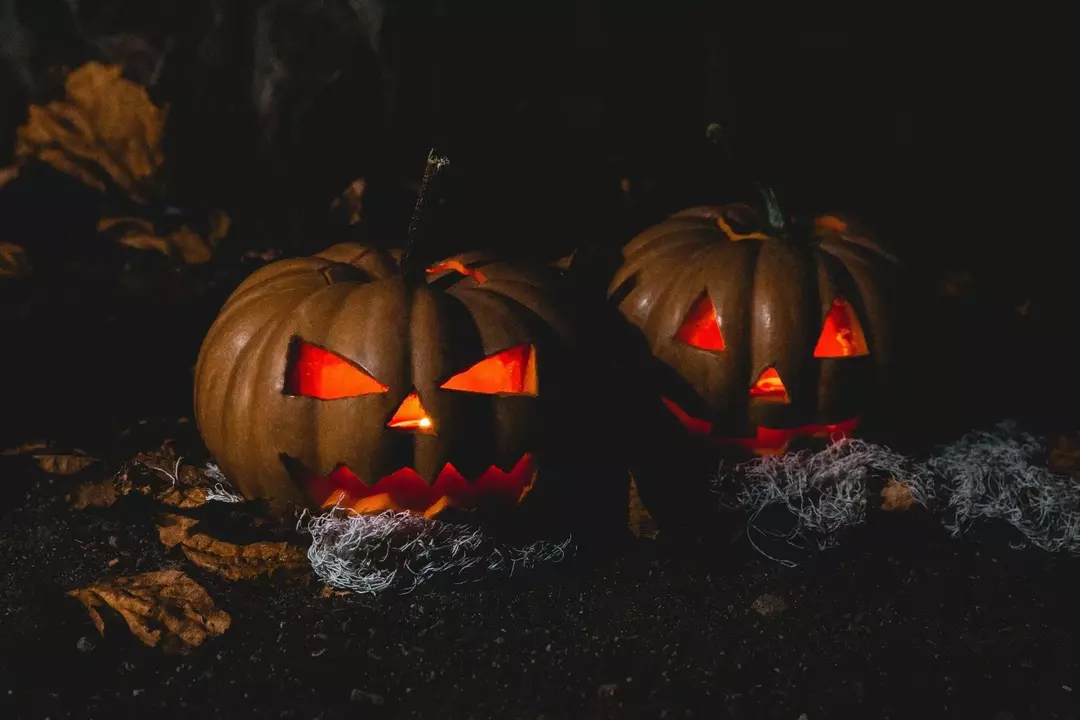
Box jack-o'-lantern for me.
[193,244,584,518]
[607,199,897,455]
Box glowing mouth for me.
[661,397,860,455]
[285,453,537,517]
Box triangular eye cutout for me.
[813,298,870,358]
[285,339,388,399]
[440,345,538,395]
[675,292,726,351]
[750,367,790,403]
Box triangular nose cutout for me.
[387,390,434,433]
[749,367,790,404]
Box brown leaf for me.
[98,212,228,264]
[16,62,166,204]
[880,478,916,512]
[0,165,18,188]
[0,442,98,474]
[67,569,230,653]
[0,241,31,278]
[35,453,99,475]
[551,250,576,271]
[156,485,210,509]
[156,514,307,581]
[330,178,366,225]
[72,472,134,509]
[156,514,201,549]
[1,441,50,455]
[627,475,659,539]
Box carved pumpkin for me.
[607,202,897,455]
[193,244,584,519]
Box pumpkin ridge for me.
[217,302,298,500]
[620,217,716,265]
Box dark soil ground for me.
[2,435,1079,720]
[2,212,1079,720]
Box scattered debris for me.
[0,241,31,278]
[1,443,98,475]
[330,178,366,225]
[627,476,659,539]
[880,478,917,512]
[350,689,385,705]
[0,165,18,187]
[67,569,231,654]
[751,593,788,618]
[156,513,307,581]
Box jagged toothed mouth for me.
[661,397,860,454]
[282,453,538,517]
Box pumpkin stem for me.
[400,148,450,282]
[705,123,788,233]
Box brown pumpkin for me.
[607,203,897,455]
[194,244,583,518]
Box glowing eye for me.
[285,339,388,399]
[440,345,538,395]
[675,292,726,351]
[813,298,870,358]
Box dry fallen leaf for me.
[0,165,18,187]
[34,452,99,476]
[330,178,366,225]
[16,62,166,204]
[72,472,134,509]
[72,454,215,510]
[880,478,916,512]
[0,241,31,278]
[97,210,229,264]
[627,476,659,539]
[157,514,308,581]
[0,441,99,474]
[67,569,231,653]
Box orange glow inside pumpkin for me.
[440,345,538,395]
[813,298,869,358]
[300,452,538,515]
[750,367,790,403]
[675,292,726,350]
[285,339,388,399]
[814,215,849,233]
[426,260,487,283]
[387,391,434,432]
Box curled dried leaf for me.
[67,569,231,653]
[156,513,307,581]
[330,178,366,225]
[880,478,916,512]
[0,241,31,278]
[16,62,166,204]
[97,211,229,265]
[35,453,99,476]
[0,165,18,187]
[627,475,659,539]
[72,472,134,509]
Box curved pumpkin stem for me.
[705,122,788,234]
[400,148,450,283]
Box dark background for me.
[0,0,1074,446]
